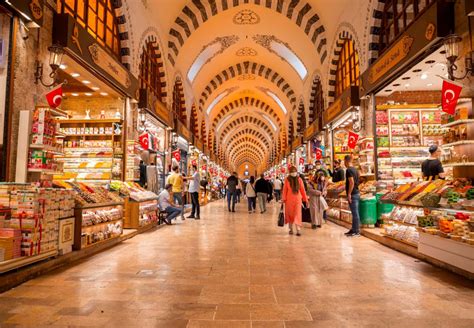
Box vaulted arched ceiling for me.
[146,0,352,172]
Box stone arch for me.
[190,104,199,135]
[113,1,132,68]
[172,77,187,123]
[200,61,297,108]
[327,29,361,104]
[309,75,324,125]
[296,101,306,136]
[288,118,295,146]
[200,120,207,143]
[219,116,275,143]
[168,0,327,66]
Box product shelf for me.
[82,217,123,228]
[0,250,58,274]
[443,162,474,167]
[81,235,121,250]
[441,119,474,128]
[442,140,474,148]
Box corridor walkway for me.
[1,201,474,327]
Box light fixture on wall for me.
[443,34,474,80]
[34,44,65,87]
[170,132,179,149]
[138,108,147,132]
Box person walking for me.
[282,166,308,236]
[157,184,183,224]
[236,180,242,203]
[226,172,239,212]
[246,176,257,213]
[255,174,270,213]
[187,165,201,220]
[139,160,147,187]
[167,166,185,220]
[307,171,328,229]
[344,155,361,237]
[273,177,282,201]
[422,145,446,180]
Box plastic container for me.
[359,198,377,225]
[376,193,394,220]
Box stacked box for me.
[31,108,56,146]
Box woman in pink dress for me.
[282,166,308,236]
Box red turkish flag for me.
[191,159,197,166]
[347,131,359,149]
[315,148,322,160]
[138,133,149,150]
[441,79,463,115]
[172,150,181,162]
[299,158,305,165]
[45,84,63,109]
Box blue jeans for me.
[227,190,237,211]
[247,197,256,211]
[173,192,185,218]
[349,193,361,233]
[274,190,281,201]
[165,206,182,221]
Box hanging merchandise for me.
[441,78,463,115]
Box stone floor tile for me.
[214,304,251,320]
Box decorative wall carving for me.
[233,9,260,25]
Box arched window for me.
[335,39,360,98]
[56,0,121,59]
[139,39,166,103]
[309,78,324,125]
[379,0,435,54]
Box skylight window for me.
[206,91,229,115]
[266,90,287,114]
[270,42,307,79]
[263,114,277,131]
[188,43,221,83]
[216,114,233,132]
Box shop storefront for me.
[173,120,192,174]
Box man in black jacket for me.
[255,174,270,213]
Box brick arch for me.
[219,127,272,153]
[200,61,297,108]
[232,148,265,165]
[229,144,266,163]
[138,34,168,104]
[218,116,275,143]
[190,104,198,135]
[288,118,295,146]
[200,120,207,143]
[212,97,282,130]
[226,135,268,157]
[235,154,260,168]
[172,77,186,123]
[327,30,360,104]
[168,0,327,66]
[309,75,324,125]
[296,101,306,136]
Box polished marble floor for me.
[1,200,474,327]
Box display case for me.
[55,119,124,183]
[125,140,140,182]
[376,105,446,185]
[73,202,124,250]
[123,199,158,229]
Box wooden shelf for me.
[0,250,58,274]
[81,235,122,249]
[28,168,61,174]
[442,140,474,148]
[76,201,124,209]
[443,162,474,167]
[82,217,123,229]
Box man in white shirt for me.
[187,165,201,219]
[273,177,283,202]
[157,184,182,223]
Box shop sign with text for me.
[324,86,360,125]
[291,137,303,151]
[139,88,173,128]
[304,120,318,141]
[53,14,138,98]
[176,121,192,143]
[194,139,204,152]
[360,1,454,95]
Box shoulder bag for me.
[277,204,285,227]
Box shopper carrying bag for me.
[278,204,285,227]
[282,166,308,236]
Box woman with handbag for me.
[307,171,328,230]
[282,166,308,236]
[246,176,257,213]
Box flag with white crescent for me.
[172,150,181,162]
[315,148,322,160]
[347,131,359,149]
[45,84,63,109]
[139,133,149,150]
[441,78,463,115]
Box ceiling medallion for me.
[238,74,256,81]
[233,9,260,25]
[236,47,258,56]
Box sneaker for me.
[344,230,354,236]
[346,232,360,237]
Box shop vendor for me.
[421,145,445,181]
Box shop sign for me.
[6,0,44,27]
[53,14,139,98]
[324,98,342,124]
[304,120,318,141]
[291,137,303,151]
[368,36,414,84]
[360,1,454,95]
[176,121,192,143]
[324,86,360,125]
